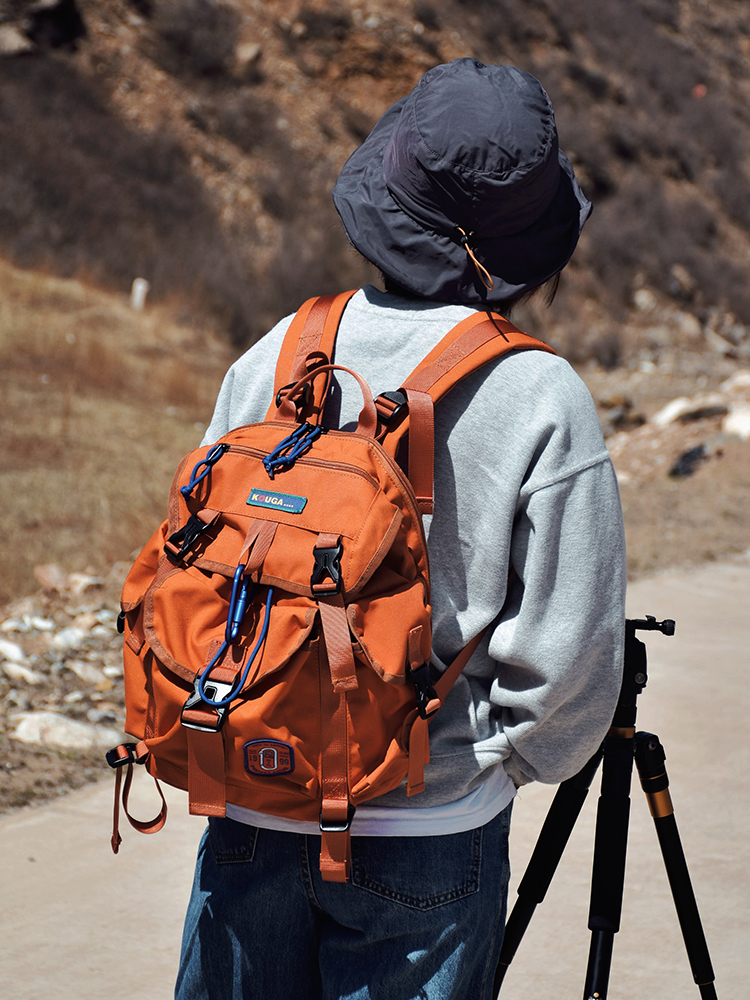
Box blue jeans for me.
[175,802,512,1000]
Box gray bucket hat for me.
[332,58,592,305]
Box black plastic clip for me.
[180,677,234,733]
[319,804,356,833]
[105,742,148,769]
[116,611,126,634]
[375,390,408,424]
[310,541,343,597]
[166,513,215,564]
[408,663,439,720]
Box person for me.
[174,58,626,1000]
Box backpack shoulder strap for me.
[378,312,556,515]
[266,290,358,423]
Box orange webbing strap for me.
[402,389,434,515]
[404,313,556,399]
[111,741,168,853]
[406,630,487,797]
[317,587,357,882]
[380,313,556,508]
[187,727,227,817]
[317,596,358,693]
[267,290,358,423]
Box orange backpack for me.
[107,290,553,881]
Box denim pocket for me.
[349,827,482,910]
[207,816,259,864]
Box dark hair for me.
[381,270,561,318]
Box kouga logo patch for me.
[246,488,307,514]
[244,740,295,776]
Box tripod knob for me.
[627,616,676,636]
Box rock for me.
[1,661,46,684]
[236,41,261,67]
[10,711,121,750]
[65,659,109,685]
[723,405,750,441]
[87,707,118,725]
[634,288,658,312]
[0,637,27,663]
[669,444,708,478]
[673,310,702,341]
[0,23,34,54]
[70,610,98,632]
[705,328,737,357]
[670,263,697,296]
[720,370,750,393]
[6,689,31,712]
[67,572,103,596]
[33,563,68,593]
[0,619,24,633]
[49,626,87,651]
[651,393,728,427]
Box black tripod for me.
[494,616,718,999]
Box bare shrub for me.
[296,5,351,41]
[153,0,240,77]
[0,56,251,335]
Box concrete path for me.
[0,559,748,999]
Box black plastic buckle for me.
[276,381,312,410]
[166,513,214,564]
[319,804,356,833]
[116,611,126,634]
[408,663,439,720]
[106,743,145,769]
[375,389,408,424]
[311,542,343,596]
[180,677,233,732]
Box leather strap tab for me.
[187,728,227,817]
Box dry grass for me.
[0,260,233,605]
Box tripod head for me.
[614,616,675,730]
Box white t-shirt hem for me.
[225,766,516,837]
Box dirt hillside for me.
[1,0,749,812]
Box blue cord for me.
[180,443,229,499]
[263,423,323,479]
[197,585,274,708]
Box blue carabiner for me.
[226,567,257,643]
[198,585,274,708]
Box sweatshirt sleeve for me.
[490,453,626,787]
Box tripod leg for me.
[635,733,718,1000]
[583,727,635,1000]
[493,749,603,995]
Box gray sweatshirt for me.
[202,285,626,808]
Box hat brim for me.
[332,98,591,305]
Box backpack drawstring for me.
[263,423,323,479]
